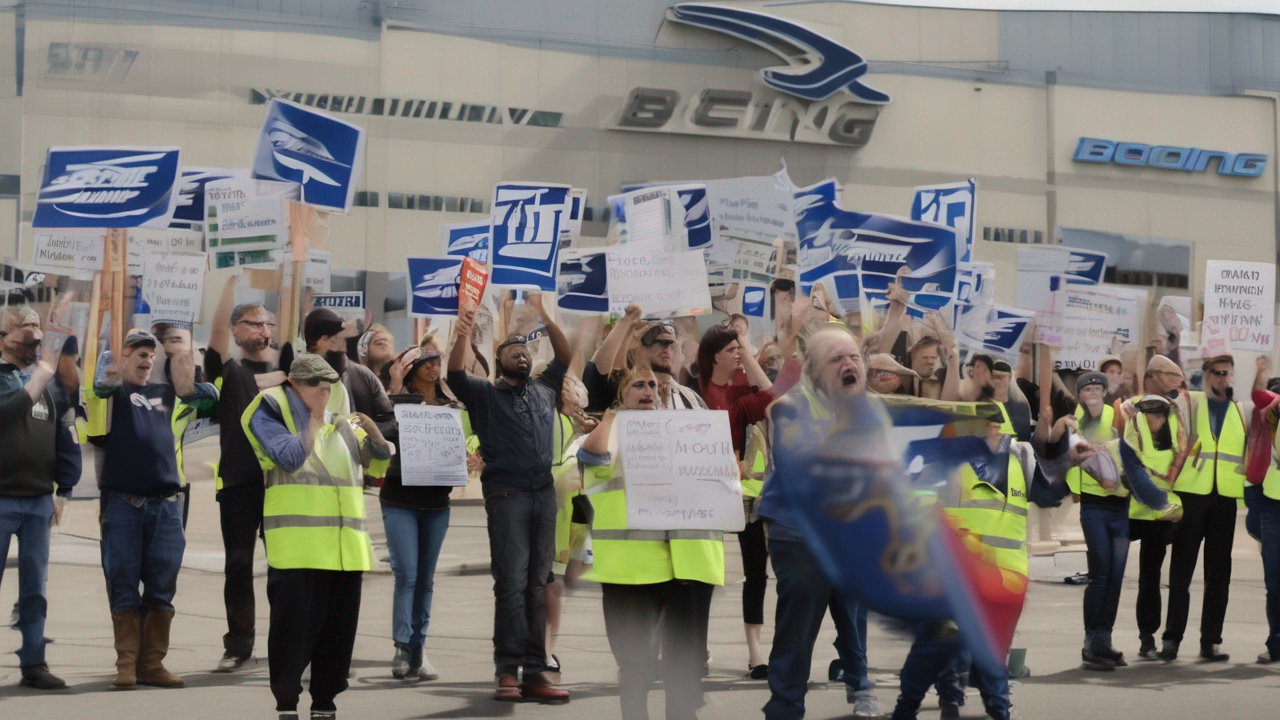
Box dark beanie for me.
[304,308,346,348]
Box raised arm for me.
[581,407,618,456]
[591,303,641,370]
[529,290,571,367]
[738,331,772,392]
[448,305,475,375]
[1255,355,1271,393]
[209,273,240,359]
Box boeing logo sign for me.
[1073,137,1267,178]
[668,3,889,104]
[609,3,888,147]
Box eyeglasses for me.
[1209,369,1231,378]
[239,320,277,331]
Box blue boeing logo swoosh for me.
[667,3,890,105]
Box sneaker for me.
[215,652,255,673]
[1258,652,1279,665]
[850,690,881,718]
[1158,640,1179,661]
[940,703,961,720]
[703,650,712,677]
[747,664,768,680]
[1138,638,1158,660]
[310,712,336,720]
[278,713,300,720]
[18,663,67,690]
[828,658,843,682]
[392,643,412,680]
[418,654,439,681]
[546,654,560,672]
[1081,650,1117,672]
[1199,644,1229,662]
[1097,647,1128,667]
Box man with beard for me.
[0,306,81,689]
[758,325,881,719]
[583,305,707,413]
[300,308,395,439]
[205,300,283,672]
[447,291,572,703]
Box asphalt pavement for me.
[1,439,1276,719]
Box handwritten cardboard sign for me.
[606,243,711,318]
[127,228,204,275]
[32,230,104,279]
[1203,259,1275,352]
[141,252,207,325]
[394,405,469,486]
[617,410,744,532]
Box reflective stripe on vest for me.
[1066,404,1126,498]
[1266,426,1280,501]
[580,461,725,587]
[1178,392,1245,498]
[246,386,374,571]
[1127,409,1184,521]
[941,455,1028,577]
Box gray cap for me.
[1077,372,1107,392]
[289,353,340,384]
[123,330,158,349]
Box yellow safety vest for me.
[84,385,206,487]
[242,386,388,571]
[1127,410,1184,521]
[1067,404,1126,498]
[580,445,725,586]
[1264,419,1280,502]
[742,424,767,499]
[939,453,1028,578]
[1177,392,1246,498]
[552,412,576,566]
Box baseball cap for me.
[1134,394,1171,414]
[1099,356,1122,373]
[289,353,340,384]
[869,353,919,378]
[405,348,443,380]
[1077,372,1107,392]
[123,330,158,349]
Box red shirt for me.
[708,360,802,459]
[701,368,753,413]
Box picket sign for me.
[1202,259,1276,352]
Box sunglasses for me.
[1208,369,1231,378]
[239,320,278,331]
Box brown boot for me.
[111,612,141,689]
[137,608,185,688]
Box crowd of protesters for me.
[1,268,1278,720]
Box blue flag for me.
[252,98,365,212]
[406,257,464,317]
[490,182,570,290]
[34,147,182,228]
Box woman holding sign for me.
[580,364,723,720]
[379,343,477,682]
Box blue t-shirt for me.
[98,381,183,498]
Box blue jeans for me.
[99,492,186,615]
[1080,500,1130,654]
[0,494,54,666]
[935,651,969,707]
[485,487,556,676]
[380,503,451,647]
[1258,495,1280,659]
[764,537,872,720]
[893,622,1011,720]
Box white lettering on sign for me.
[617,409,744,532]
[394,404,469,487]
[1203,259,1276,352]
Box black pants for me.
[602,581,712,720]
[737,518,769,625]
[1130,519,1175,642]
[219,485,264,658]
[267,568,362,713]
[1165,491,1238,646]
[485,486,556,677]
